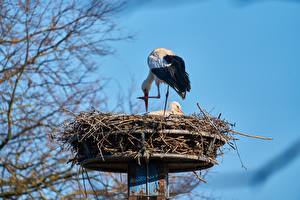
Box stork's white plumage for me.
[148,101,184,116]
[138,48,191,112]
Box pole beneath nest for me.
[128,161,169,200]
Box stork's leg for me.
[163,85,169,116]
[145,84,161,98]
[155,83,160,99]
[137,84,161,100]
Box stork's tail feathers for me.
[178,71,190,99]
[171,71,190,99]
[179,91,187,99]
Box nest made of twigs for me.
[57,110,234,172]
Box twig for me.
[192,171,207,183]
[81,167,88,199]
[230,129,273,140]
[84,170,100,200]
[233,139,247,170]
[196,103,219,132]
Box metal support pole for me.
[128,161,168,200]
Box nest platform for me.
[59,111,233,173]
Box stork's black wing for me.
[151,55,191,99]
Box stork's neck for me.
[142,71,154,91]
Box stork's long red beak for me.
[137,90,149,112]
[144,91,148,112]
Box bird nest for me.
[57,109,235,173]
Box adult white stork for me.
[138,48,191,112]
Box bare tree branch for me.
[0,0,129,198]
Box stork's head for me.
[169,101,184,115]
[150,48,175,58]
[138,72,155,112]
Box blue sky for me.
[99,1,300,199]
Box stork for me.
[138,48,191,113]
[148,101,184,117]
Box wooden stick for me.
[196,103,219,131]
[230,129,273,140]
[197,102,272,141]
[192,171,207,183]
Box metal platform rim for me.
[80,153,218,173]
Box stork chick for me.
[148,101,184,117]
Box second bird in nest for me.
[147,101,184,117]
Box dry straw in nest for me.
[58,109,235,166]
[56,104,272,170]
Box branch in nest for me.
[230,129,273,140]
